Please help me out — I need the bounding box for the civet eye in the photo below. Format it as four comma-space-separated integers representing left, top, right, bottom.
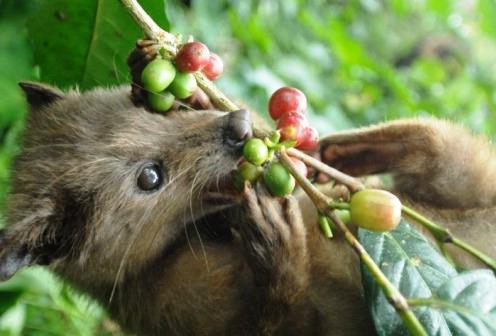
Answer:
137, 162, 163, 191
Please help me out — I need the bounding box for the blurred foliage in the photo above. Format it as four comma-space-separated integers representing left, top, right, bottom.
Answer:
1, 0, 496, 334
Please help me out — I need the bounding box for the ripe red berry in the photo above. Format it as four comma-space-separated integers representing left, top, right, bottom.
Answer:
202, 52, 224, 80
268, 87, 307, 120
276, 112, 308, 144
290, 157, 308, 177
297, 127, 319, 151
175, 42, 210, 73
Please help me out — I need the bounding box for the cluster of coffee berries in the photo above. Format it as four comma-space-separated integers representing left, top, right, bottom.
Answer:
234, 134, 306, 197
269, 87, 319, 151
141, 41, 224, 112
234, 87, 317, 197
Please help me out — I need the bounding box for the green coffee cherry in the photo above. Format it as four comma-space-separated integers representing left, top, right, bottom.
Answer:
168, 72, 197, 99
148, 91, 175, 112
233, 162, 263, 190
350, 189, 402, 232
243, 139, 269, 166
263, 162, 295, 197
334, 209, 351, 225
141, 59, 176, 93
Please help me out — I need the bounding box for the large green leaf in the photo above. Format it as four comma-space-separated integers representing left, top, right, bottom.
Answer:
0, 289, 24, 317
360, 220, 457, 335
359, 221, 496, 335
27, 0, 168, 90
419, 270, 496, 335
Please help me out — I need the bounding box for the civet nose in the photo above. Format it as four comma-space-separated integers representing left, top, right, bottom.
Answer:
224, 109, 253, 148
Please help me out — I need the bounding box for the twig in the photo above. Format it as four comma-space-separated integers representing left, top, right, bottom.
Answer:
402, 205, 496, 273
286, 148, 364, 192
119, 0, 239, 112
120, 0, 177, 49
288, 147, 496, 273
280, 149, 428, 336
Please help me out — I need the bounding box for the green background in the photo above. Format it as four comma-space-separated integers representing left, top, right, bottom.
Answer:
1, 0, 496, 334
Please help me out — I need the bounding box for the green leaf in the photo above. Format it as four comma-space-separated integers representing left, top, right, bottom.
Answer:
27, 0, 168, 90
360, 220, 496, 335
478, 0, 496, 38
0, 290, 24, 316
410, 270, 496, 336
359, 220, 457, 335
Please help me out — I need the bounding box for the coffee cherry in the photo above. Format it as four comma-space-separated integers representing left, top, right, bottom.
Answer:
290, 157, 308, 177
233, 161, 263, 190
350, 189, 402, 232
175, 42, 210, 73
202, 52, 224, 80
141, 59, 176, 93
269, 87, 307, 120
297, 127, 319, 151
168, 72, 197, 99
334, 209, 351, 225
243, 138, 269, 166
263, 162, 296, 197
276, 112, 308, 144
148, 91, 175, 112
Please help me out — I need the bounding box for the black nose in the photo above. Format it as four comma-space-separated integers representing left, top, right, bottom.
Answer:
224, 109, 253, 148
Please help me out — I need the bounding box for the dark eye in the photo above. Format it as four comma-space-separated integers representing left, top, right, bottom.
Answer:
137, 162, 163, 191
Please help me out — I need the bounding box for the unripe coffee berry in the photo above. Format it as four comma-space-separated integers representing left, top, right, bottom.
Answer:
168, 72, 197, 99
233, 162, 262, 190
243, 138, 269, 166
148, 91, 175, 112
141, 59, 176, 93
269, 87, 307, 120
350, 189, 402, 232
175, 42, 210, 73
263, 162, 295, 197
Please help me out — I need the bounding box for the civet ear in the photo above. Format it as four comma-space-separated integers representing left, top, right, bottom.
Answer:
18, 81, 65, 110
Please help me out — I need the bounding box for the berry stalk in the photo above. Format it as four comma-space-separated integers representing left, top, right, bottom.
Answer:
286, 148, 364, 193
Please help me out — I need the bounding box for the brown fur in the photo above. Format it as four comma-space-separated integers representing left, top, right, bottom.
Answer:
0, 80, 495, 335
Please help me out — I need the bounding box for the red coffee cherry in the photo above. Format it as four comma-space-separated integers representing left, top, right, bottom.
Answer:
276, 112, 308, 144
297, 127, 319, 151
175, 42, 210, 73
268, 87, 307, 120
202, 52, 224, 81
